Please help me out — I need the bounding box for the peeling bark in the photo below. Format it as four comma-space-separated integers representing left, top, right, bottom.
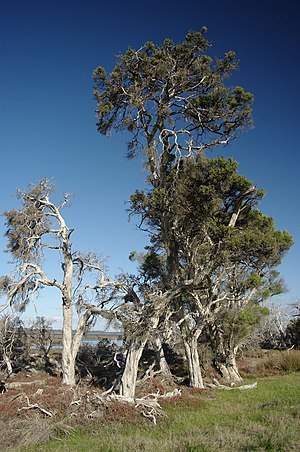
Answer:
61, 303, 75, 385
215, 352, 243, 383
183, 336, 204, 388
3, 353, 13, 377
153, 337, 172, 375
119, 339, 147, 398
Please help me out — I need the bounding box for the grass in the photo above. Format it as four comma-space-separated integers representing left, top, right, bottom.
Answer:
255, 349, 300, 375
23, 373, 300, 452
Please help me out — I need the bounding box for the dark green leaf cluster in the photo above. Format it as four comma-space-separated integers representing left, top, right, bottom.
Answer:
129, 156, 293, 299
93, 29, 253, 165
3, 179, 53, 263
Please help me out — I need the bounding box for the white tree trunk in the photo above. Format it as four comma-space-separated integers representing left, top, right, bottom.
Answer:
217, 352, 243, 383
184, 337, 204, 388
61, 303, 76, 385
119, 339, 147, 398
120, 311, 162, 397
154, 336, 171, 375
3, 353, 13, 377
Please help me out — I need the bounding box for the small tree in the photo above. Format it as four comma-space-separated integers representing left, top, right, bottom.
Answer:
0, 314, 15, 376
28, 316, 54, 369
0, 314, 28, 376
0, 179, 120, 385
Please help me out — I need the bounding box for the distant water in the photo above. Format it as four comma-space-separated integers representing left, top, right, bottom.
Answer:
49, 337, 123, 350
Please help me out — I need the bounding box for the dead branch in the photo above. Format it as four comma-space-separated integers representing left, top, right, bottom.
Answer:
206, 379, 257, 390
18, 395, 53, 417
142, 407, 157, 424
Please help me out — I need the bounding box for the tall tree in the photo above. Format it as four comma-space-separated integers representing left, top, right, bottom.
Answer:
129, 157, 293, 386
93, 30, 292, 389
94, 28, 253, 185
0, 179, 119, 385
93, 29, 253, 285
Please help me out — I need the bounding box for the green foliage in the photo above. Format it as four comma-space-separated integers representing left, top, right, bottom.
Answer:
94, 29, 253, 167
3, 179, 54, 263
129, 156, 292, 294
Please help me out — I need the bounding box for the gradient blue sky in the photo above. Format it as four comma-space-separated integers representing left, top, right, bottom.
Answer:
1, 0, 299, 325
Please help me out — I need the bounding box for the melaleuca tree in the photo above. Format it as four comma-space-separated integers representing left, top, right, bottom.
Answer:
129, 157, 293, 386
208, 304, 269, 381
93, 30, 292, 388
94, 29, 253, 285
94, 28, 253, 186
208, 269, 286, 382
109, 266, 183, 397
0, 179, 121, 385
0, 314, 28, 376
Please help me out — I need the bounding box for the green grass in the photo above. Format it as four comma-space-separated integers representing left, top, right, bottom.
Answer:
24, 373, 300, 452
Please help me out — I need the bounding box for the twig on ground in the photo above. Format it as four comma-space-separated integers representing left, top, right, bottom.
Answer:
18, 395, 53, 417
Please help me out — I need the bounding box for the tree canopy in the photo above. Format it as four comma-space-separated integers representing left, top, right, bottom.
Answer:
93, 29, 253, 186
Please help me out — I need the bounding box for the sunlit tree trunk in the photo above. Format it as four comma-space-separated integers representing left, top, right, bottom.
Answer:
61, 302, 76, 385
120, 312, 161, 397
153, 336, 172, 375
215, 346, 242, 383
119, 338, 147, 398
183, 335, 204, 388
3, 353, 13, 377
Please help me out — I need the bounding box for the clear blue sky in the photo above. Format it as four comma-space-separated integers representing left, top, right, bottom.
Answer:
1, 0, 299, 325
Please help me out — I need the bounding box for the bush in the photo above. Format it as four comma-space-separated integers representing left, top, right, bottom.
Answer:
255, 350, 300, 375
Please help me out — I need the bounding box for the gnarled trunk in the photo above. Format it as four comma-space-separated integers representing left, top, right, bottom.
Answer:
214, 342, 243, 383
119, 339, 147, 398
153, 336, 172, 375
183, 336, 204, 388
215, 349, 242, 383
120, 310, 162, 398
3, 353, 13, 377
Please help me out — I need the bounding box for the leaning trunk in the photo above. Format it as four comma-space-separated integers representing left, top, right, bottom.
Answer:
61, 303, 76, 385
153, 336, 172, 375
119, 338, 147, 398
3, 353, 13, 377
120, 311, 162, 398
183, 336, 204, 388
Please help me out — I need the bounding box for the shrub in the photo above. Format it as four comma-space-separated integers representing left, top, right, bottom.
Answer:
255, 350, 300, 375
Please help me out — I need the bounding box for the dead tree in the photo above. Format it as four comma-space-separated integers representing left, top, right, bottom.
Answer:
0, 179, 122, 385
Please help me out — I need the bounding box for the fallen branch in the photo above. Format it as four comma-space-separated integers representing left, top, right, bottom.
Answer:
18, 396, 53, 417
7, 379, 47, 389
206, 380, 257, 390
142, 407, 157, 425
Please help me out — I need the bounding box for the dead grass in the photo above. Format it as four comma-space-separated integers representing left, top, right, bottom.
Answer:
255, 349, 300, 376
1, 353, 299, 451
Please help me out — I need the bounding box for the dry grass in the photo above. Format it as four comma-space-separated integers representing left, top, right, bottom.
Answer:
19, 373, 300, 452
1, 353, 299, 451
255, 349, 300, 376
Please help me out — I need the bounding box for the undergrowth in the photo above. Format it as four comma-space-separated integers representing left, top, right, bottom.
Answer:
22, 373, 300, 452
255, 349, 300, 376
